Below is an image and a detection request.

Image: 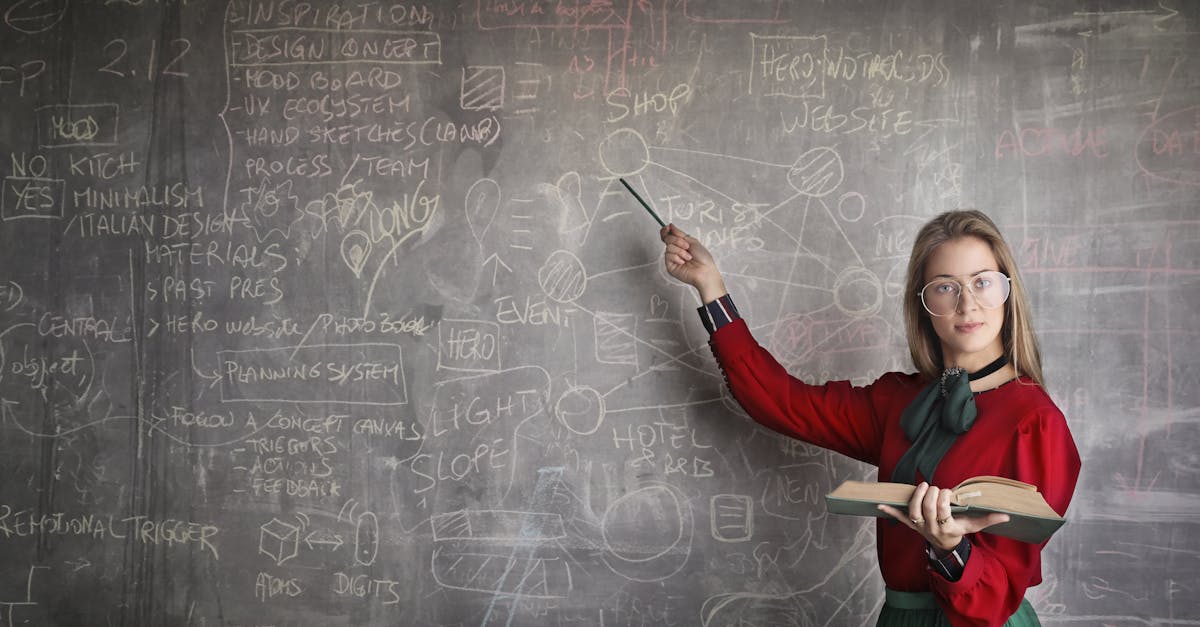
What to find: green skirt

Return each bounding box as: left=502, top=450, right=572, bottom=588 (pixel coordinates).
left=876, top=589, right=1041, bottom=626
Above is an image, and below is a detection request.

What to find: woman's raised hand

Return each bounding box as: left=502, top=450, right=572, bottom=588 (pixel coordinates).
left=659, top=223, right=727, bottom=302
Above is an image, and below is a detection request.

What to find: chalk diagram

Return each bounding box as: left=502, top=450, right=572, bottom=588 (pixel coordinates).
left=426, top=470, right=694, bottom=610
left=597, top=125, right=883, bottom=317
left=455, top=126, right=892, bottom=437
left=402, top=125, right=890, bottom=600
left=257, top=502, right=378, bottom=567
left=377, top=358, right=701, bottom=605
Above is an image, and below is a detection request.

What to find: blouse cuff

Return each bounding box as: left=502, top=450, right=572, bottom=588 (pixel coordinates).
left=927, top=536, right=971, bottom=582
left=930, top=536, right=992, bottom=597
left=697, top=294, right=741, bottom=335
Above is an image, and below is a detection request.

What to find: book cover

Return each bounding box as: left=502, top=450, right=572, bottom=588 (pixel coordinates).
left=825, top=476, right=1065, bottom=544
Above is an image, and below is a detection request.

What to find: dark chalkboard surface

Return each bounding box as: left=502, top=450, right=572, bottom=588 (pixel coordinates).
left=1, top=1, right=1198, bottom=624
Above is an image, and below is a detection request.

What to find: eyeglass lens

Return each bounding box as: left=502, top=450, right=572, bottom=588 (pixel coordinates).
left=920, top=271, right=1010, bottom=316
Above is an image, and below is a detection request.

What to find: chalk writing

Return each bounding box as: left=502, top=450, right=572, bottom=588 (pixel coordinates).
left=0, top=506, right=219, bottom=558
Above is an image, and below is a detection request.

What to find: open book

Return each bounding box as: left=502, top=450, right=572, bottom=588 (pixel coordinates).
left=825, top=476, right=1065, bottom=544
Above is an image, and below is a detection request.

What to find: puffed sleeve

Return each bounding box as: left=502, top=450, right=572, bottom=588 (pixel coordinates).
left=930, top=407, right=1081, bottom=626
left=709, top=318, right=891, bottom=465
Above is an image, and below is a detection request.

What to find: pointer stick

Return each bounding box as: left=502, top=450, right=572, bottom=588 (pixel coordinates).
left=618, top=178, right=666, bottom=228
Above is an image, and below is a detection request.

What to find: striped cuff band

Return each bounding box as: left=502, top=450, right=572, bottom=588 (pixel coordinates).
left=926, top=536, right=972, bottom=582
left=697, top=294, right=740, bottom=335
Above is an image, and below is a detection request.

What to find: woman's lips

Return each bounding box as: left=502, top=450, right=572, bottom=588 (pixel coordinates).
left=956, top=322, right=984, bottom=333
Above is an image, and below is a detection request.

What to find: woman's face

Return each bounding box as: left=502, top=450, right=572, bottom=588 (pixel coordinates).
left=921, top=236, right=1007, bottom=371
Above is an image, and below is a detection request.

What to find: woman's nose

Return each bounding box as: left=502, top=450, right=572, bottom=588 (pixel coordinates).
left=957, top=287, right=982, bottom=313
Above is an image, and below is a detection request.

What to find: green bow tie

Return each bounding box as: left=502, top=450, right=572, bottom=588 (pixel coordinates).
left=891, top=368, right=977, bottom=485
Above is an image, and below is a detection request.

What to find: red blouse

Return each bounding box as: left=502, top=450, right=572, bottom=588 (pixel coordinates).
left=710, top=319, right=1081, bottom=626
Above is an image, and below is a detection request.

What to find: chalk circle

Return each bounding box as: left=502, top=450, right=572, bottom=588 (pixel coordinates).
left=837, top=192, right=866, bottom=222
left=1135, top=105, right=1200, bottom=187
left=786, top=147, right=844, bottom=197
left=602, top=483, right=690, bottom=565
left=598, top=128, right=650, bottom=177
left=833, top=267, right=883, bottom=318
left=555, top=386, right=605, bottom=435
left=538, top=250, right=587, bottom=303
left=5, top=0, right=68, bottom=34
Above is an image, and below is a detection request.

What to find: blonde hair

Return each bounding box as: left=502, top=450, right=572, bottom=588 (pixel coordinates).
left=903, top=210, right=1044, bottom=386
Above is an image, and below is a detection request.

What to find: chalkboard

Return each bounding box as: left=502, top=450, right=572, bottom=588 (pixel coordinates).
left=1, top=1, right=1197, bottom=624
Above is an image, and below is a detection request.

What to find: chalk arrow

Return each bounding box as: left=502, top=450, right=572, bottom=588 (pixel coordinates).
left=304, top=529, right=344, bottom=551
left=482, top=253, right=513, bottom=286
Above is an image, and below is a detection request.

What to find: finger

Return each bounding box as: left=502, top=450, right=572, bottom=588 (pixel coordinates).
left=923, top=486, right=941, bottom=527
left=664, top=235, right=690, bottom=251
left=660, top=225, right=670, bottom=241
left=936, top=488, right=953, bottom=526
left=665, top=244, right=692, bottom=261
left=877, top=504, right=917, bottom=529
left=908, top=482, right=929, bottom=525
left=960, top=512, right=1011, bottom=535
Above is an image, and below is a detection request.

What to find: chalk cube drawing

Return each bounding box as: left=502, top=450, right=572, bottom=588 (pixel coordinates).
left=259, top=518, right=300, bottom=565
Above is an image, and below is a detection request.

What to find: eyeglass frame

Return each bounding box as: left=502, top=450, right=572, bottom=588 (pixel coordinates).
left=917, top=270, right=1011, bottom=317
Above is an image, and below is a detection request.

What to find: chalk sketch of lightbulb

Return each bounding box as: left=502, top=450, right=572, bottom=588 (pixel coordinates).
left=341, top=230, right=373, bottom=278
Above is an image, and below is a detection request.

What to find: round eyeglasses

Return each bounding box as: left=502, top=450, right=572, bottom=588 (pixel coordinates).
left=918, top=271, right=1011, bottom=317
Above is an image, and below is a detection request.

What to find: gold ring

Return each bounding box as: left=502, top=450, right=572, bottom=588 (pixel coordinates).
left=911, top=518, right=924, bottom=525
left=937, top=517, right=950, bottom=525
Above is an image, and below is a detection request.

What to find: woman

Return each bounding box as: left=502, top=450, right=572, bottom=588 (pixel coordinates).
left=659, top=210, right=1079, bottom=626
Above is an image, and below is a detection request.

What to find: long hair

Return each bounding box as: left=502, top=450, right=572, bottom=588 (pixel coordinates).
left=902, top=210, right=1045, bottom=386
